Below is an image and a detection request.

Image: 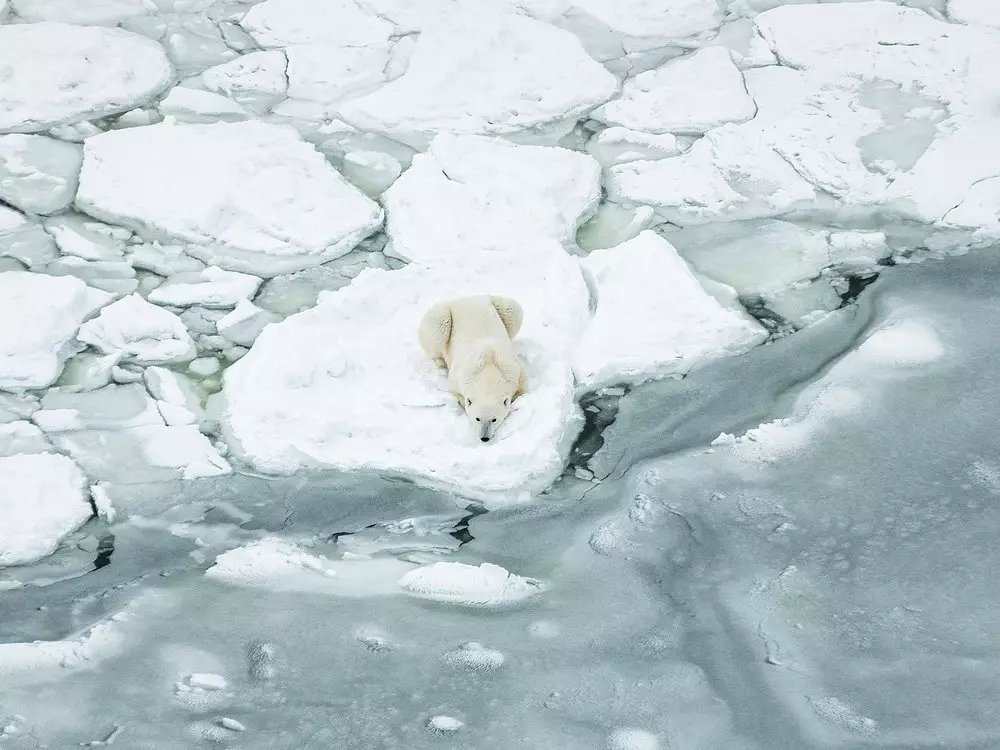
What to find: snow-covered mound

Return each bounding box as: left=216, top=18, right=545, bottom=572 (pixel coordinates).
left=0, top=134, right=82, bottom=215
left=0, top=272, right=110, bottom=391
left=221, top=251, right=590, bottom=502
left=383, top=134, right=601, bottom=266
left=147, top=267, right=262, bottom=308
left=76, top=293, right=196, bottom=365
left=75, top=121, right=384, bottom=277
left=337, top=4, right=620, bottom=147
left=593, top=47, right=756, bottom=135
left=0, top=23, right=172, bottom=134
left=0, top=453, right=91, bottom=567
left=573, top=232, right=767, bottom=393
left=399, top=561, right=544, bottom=607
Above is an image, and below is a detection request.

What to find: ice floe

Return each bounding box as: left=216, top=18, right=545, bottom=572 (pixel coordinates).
left=399, top=561, right=544, bottom=607
left=337, top=4, right=620, bottom=147
left=593, top=47, right=756, bottom=135
left=221, top=252, right=589, bottom=502
left=0, top=453, right=90, bottom=567
left=0, top=272, right=110, bottom=391
left=200, top=51, right=289, bottom=112
left=0, top=23, right=173, bottom=134
left=239, top=0, right=393, bottom=48
left=0, top=134, right=82, bottom=215
left=76, top=293, right=196, bottom=366
left=383, top=133, right=601, bottom=266
left=147, top=267, right=262, bottom=309
left=574, top=231, right=767, bottom=392
left=0, top=206, right=58, bottom=269
left=75, top=121, right=384, bottom=276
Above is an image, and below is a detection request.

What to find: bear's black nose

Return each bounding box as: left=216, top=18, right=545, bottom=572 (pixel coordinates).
left=480, top=437, right=490, bottom=442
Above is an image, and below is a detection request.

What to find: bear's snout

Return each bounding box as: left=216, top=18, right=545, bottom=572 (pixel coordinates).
left=481, top=436, right=490, bottom=443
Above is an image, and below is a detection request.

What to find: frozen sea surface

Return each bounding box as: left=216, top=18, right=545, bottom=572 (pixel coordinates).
left=2, top=0, right=1000, bottom=747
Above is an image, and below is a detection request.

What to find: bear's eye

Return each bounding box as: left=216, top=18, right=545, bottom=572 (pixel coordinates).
left=475, top=417, right=480, bottom=421
left=491, top=418, right=497, bottom=423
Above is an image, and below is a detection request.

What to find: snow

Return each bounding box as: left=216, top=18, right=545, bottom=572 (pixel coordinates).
left=145, top=366, right=203, bottom=426
left=586, top=127, right=681, bottom=168
left=427, top=715, right=464, bottom=732
left=567, top=0, right=720, bottom=40
left=75, top=121, right=384, bottom=277
left=608, top=728, right=660, bottom=750
left=573, top=232, right=767, bottom=393
left=9, top=0, right=148, bottom=24
left=384, top=133, right=601, bottom=266
left=337, top=4, right=620, bottom=148
left=217, top=300, right=281, bottom=347
left=0, top=272, right=111, bottom=391
left=157, top=87, right=249, bottom=122
left=221, top=251, right=589, bottom=503
left=147, top=267, right=262, bottom=309
left=76, top=293, right=196, bottom=365
left=239, top=0, right=393, bottom=47
left=399, top=561, right=544, bottom=607
left=0, top=453, right=90, bottom=567
left=949, top=0, right=1000, bottom=29
left=0, top=206, right=58, bottom=269
left=0, top=420, right=51, bottom=456
left=593, top=48, right=756, bottom=135
left=442, top=641, right=506, bottom=671
left=0, top=23, right=173, bottom=134
left=0, top=134, right=82, bottom=215
left=285, top=43, right=391, bottom=104
left=200, top=51, right=288, bottom=110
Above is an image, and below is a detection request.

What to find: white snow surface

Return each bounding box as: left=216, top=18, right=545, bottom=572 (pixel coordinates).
left=0, top=23, right=173, bottom=134
left=239, top=0, right=393, bottom=47
left=221, top=252, right=590, bottom=503
left=337, top=4, right=620, bottom=147
left=593, top=48, right=756, bottom=135
left=0, top=134, right=82, bottom=215
left=0, top=453, right=90, bottom=567
left=76, top=293, right=196, bottom=365
left=566, top=0, right=720, bottom=40
left=0, top=272, right=110, bottom=391
left=285, top=43, right=391, bottom=104
left=75, top=121, right=384, bottom=277
left=398, top=561, right=544, bottom=606
left=384, top=133, right=601, bottom=266
left=948, top=0, right=1000, bottom=30
left=574, top=232, right=767, bottom=392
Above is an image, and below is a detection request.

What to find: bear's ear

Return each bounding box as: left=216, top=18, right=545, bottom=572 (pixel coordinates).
left=503, top=397, right=510, bottom=407
left=466, top=397, right=472, bottom=408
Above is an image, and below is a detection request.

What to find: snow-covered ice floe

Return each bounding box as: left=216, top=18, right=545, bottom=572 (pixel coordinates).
left=0, top=452, right=91, bottom=567
left=337, top=3, right=620, bottom=148
left=399, top=561, right=544, bottom=607
left=0, top=22, right=173, bottom=134
left=76, top=293, right=196, bottom=366
left=573, top=231, right=767, bottom=393
left=75, top=120, right=384, bottom=277
left=0, top=134, right=82, bottom=215
left=221, top=251, right=590, bottom=504
left=0, top=272, right=110, bottom=391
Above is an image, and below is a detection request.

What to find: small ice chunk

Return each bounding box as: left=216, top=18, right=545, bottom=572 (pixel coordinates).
left=0, top=453, right=91, bottom=567
left=340, top=150, right=402, bottom=197
left=44, top=215, right=130, bottom=263
left=573, top=231, right=766, bottom=392
left=0, top=393, right=39, bottom=424
left=187, top=673, right=227, bottom=691
left=0, top=206, right=58, bottom=269
left=148, top=267, right=262, bottom=309
left=34, top=383, right=163, bottom=433
left=158, top=87, right=249, bottom=122
left=0, top=420, right=52, bottom=457
left=189, top=357, right=221, bottom=377
left=217, top=300, right=281, bottom=347
left=54, top=352, right=119, bottom=392
left=586, top=127, right=681, bottom=168
left=0, top=23, right=172, bottom=134
left=593, top=48, right=756, bottom=135
left=442, top=642, right=506, bottom=671
left=239, top=0, right=393, bottom=47
left=201, top=51, right=289, bottom=110
left=76, top=121, right=384, bottom=277
left=218, top=718, right=245, bottom=732
left=144, top=366, right=203, bottom=425
left=0, top=272, right=111, bottom=391
left=77, top=294, right=196, bottom=365
left=426, top=715, right=463, bottom=733
left=399, top=561, right=544, bottom=607
left=128, top=243, right=205, bottom=277
left=338, top=4, right=620, bottom=148
left=0, top=134, right=83, bottom=214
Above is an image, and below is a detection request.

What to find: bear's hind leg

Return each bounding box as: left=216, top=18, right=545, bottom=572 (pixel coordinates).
left=418, top=302, right=453, bottom=368
left=490, top=296, right=524, bottom=339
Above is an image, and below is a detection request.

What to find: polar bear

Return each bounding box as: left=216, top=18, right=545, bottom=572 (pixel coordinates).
left=418, top=295, right=526, bottom=443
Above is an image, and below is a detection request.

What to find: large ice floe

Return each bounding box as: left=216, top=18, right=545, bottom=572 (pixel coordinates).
left=337, top=3, right=620, bottom=147
left=75, top=120, right=384, bottom=276
left=0, top=272, right=110, bottom=391
left=0, top=23, right=173, bottom=134
left=0, top=452, right=91, bottom=567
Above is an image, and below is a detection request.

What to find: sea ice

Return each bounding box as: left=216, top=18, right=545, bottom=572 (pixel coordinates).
left=0, top=206, right=58, bottom=269
left=585, top=127, right=681, bottom=168
left=157, top=87, right=250, bottom=123
left=0, top=134, right=82, bottom=215
left=285, top=43, right=391, bottom=105
left=593, top=48, right=756, bottom=135
left=9, top=0, right=148, bottom=24
left=573, top=232, right=766, bottom=393
left=399, top=561, right=544, bottom=606
left=0, top=453, right=90, bottom=567
left=76, top=294, right=196, bottom=365
left=221, top=252, right=590, bottom=502
left=0, top=23, right=172, bottom=134
left=200, top=51, right=289, bottom=112
left=337, top=4, right=620, bottom=148
left=239, top=0, right=393, bottom=47
left=0, top=420, right=51, bottom=457
left=948, top=0, right=1000, bottom=29
left=76, top=121, right=384, bottom=277
left=147, top=267, right=262, bottom=309
left=384, top=133, right=601, bottom=266
left=0, top=272, right=110, bottom=391
left=216, top=301, right=281, bottom=347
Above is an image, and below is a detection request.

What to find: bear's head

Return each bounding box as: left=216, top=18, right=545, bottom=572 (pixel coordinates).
left=463, top=393, right=513, bottom=442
